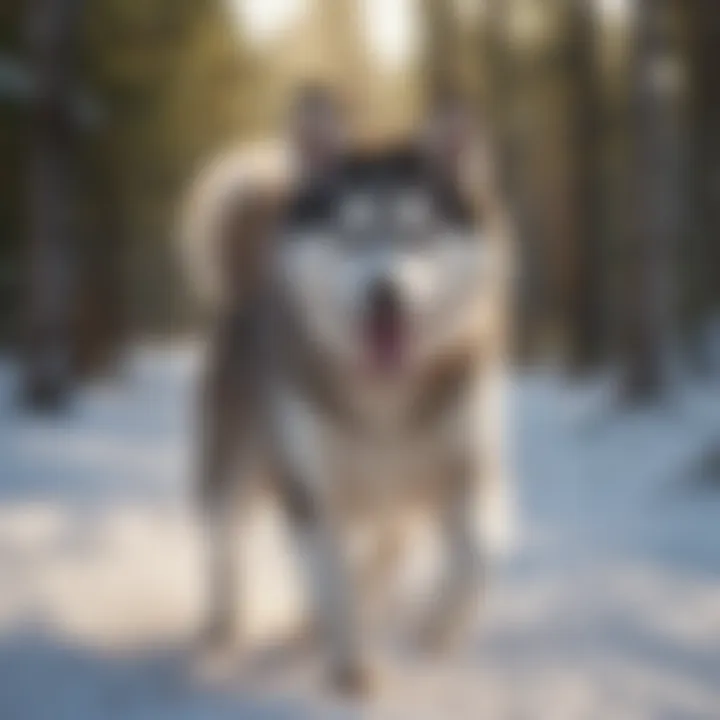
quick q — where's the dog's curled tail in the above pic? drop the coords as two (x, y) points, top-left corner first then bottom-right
(178, 141), (293, 311)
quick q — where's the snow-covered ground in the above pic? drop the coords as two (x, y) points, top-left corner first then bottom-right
(1, 345), (719, 719)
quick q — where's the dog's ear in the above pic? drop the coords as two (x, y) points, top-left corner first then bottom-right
(422, 94), (497, 209)
(422, 95), (487, 185)
(289, 84), (347, 177)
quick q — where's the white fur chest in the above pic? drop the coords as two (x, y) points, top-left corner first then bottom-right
(269, 375), (488, 520)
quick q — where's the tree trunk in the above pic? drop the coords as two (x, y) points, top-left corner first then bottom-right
(316, 0), (372, 131)
(682, 0), (720, 369)
(564, 0), (605, 373)
(622, 0), (681, 400)
(422, 0), (461, 103)
(482, 0), (512, 188)
(74, 145), (125, 378)
(23, 0), (84, 409)
(482, 0), (542, 364)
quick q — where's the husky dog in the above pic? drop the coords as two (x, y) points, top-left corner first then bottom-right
(181, 88), (514, 695)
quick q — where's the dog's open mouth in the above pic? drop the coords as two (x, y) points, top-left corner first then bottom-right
(364, 302), (407, 375)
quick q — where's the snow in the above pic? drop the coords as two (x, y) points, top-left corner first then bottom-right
(1, 345), (719, 719)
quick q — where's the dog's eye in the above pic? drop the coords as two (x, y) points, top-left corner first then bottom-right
(286, 189), (336, 228)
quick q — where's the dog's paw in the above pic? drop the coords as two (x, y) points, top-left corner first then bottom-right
(329, 661), (378, 698)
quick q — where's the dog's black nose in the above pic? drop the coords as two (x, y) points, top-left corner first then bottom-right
(366, 277), (401, 320)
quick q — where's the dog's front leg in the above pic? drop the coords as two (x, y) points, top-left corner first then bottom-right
(420, 468), (485, 653)
(282, 477), (370, 694)
(275, 392), (372, 694)
(295, 509), (373, 696)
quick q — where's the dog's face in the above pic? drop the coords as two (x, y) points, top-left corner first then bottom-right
(275, 96), (494, 379)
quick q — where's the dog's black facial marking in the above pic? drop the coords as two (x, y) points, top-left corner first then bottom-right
(283, 144), (477, 233)
(432, 182), (476, 228)
(340, 146), (424, 189)
(285, 184), (337, 227)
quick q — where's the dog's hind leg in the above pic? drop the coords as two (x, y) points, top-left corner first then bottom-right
(198, 420), (246, 655)
(196, 324), (253, 655)
(201, 504), (241, 654)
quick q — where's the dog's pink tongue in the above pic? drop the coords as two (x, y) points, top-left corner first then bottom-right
(365, 313), (405, 374)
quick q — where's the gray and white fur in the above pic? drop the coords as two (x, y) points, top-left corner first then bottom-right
(180, 91), (516, 695)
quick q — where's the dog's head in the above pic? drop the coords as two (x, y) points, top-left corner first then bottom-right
(275, 88), (504, 380)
